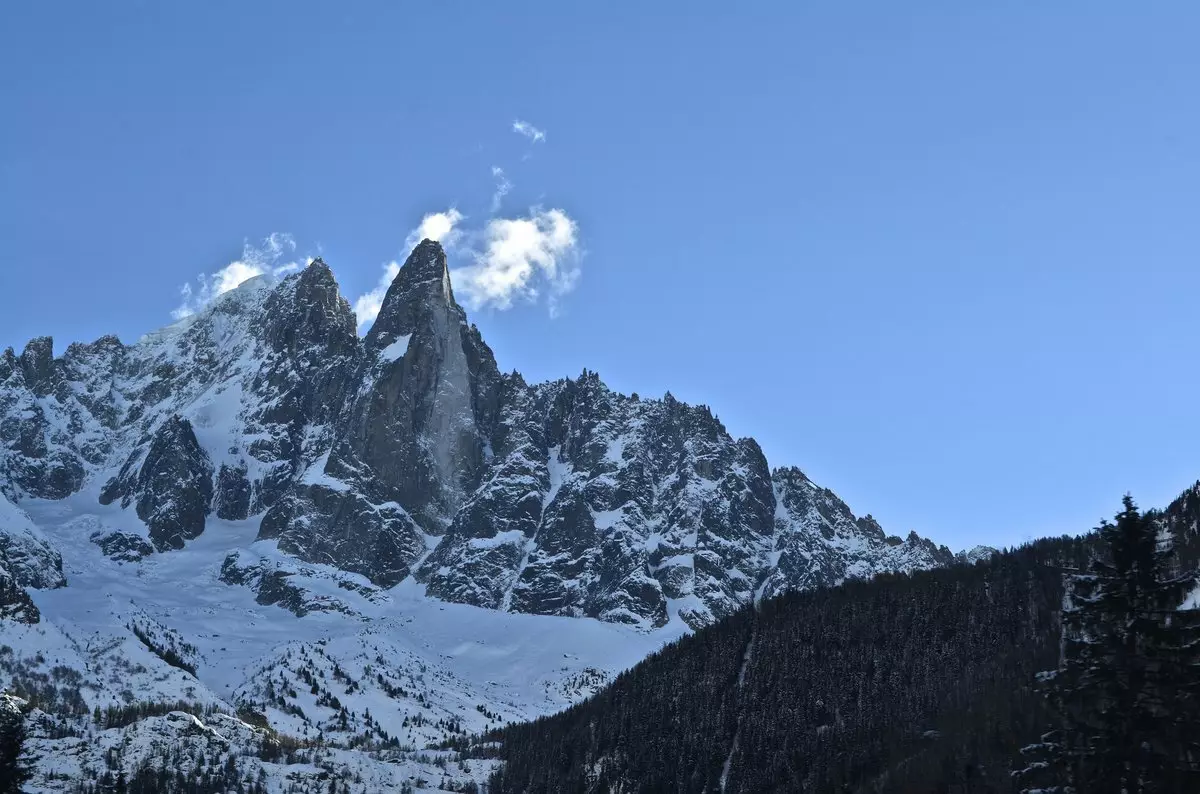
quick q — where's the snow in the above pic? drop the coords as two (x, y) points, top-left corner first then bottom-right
(299, 451), (351, 492)
(468, 529), (525, 550)
(591, 506), (629, 531)
(499, 446), (571, 613)
(379, 334), (411, 362)
(544, 446), (570, 508)
(3, 485), (687, 790)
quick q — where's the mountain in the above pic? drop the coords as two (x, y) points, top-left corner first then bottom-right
(1, 240), (952, 631)
(0, 240), (961, 791)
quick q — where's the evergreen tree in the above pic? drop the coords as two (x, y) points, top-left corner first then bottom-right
(0, 697), (32, 794)
(1019, 496), (1200, 793)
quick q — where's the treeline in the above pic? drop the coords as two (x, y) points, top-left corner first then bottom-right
(128, 622), (198, 677)
(487, 484), (1200, 793)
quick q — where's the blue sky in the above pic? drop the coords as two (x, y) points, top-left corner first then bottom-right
(2, 2), (1198, 550)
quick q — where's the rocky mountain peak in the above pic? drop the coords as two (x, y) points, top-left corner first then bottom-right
(364, 239), (456, 352)
(19, 336), (58, 396)
(0, 347), (17, 379)
(262, 259), (358, 361)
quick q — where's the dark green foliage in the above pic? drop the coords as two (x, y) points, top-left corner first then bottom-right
(488, 533), (1096, 793)
(1017, 496), (1200, 793)
(93, 700), (219, 730)
(71, 755), (269, 794)
(128, 623), (197, 677)
(0, 698), (32, 794)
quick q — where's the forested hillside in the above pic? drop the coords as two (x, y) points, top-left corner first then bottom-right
(486, 485), (1200, 793)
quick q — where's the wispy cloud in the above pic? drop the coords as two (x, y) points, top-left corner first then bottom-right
(512, 120), (546, 143)
(355, 209), (465, 330)
(173, 233), (301, 320)
(489, 166), (512, 213)
(451, 208), (580, 315)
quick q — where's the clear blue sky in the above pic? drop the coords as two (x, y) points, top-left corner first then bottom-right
(2, 2), (1198, 551)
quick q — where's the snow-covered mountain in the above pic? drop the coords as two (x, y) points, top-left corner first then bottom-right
(0, 240), (958, 790)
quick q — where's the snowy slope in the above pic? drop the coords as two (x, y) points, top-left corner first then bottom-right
(2, 489), (684, 791)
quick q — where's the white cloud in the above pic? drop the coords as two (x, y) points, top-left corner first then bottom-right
(356, 209), (465, 330)
(489, 166), (512, 213)
(172, 233), (300, 320)
(402, 208), (464, 253)
(451, 208), (581, 315)
(512, 120), (546, 143)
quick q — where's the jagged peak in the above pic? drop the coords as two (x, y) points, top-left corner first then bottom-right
(64, 334), (125, 359)
(299, 256), (339, 288)
(19, 336), (57, 395)
(772, 466), (816, 486)
(261, 259), (357, 358)
(286, 256), (346, 305)
(364, 239), (459, 350)
(20, 335), (53, 361)
(158, 413), (196, 437)
(395, 239), (453, 299)
(0, 347), (18, 378)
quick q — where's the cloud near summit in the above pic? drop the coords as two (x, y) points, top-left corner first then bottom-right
(173, 233), (302, 320)
(354, 206), (582, 331)
(451, 209), (580, 314)
(354, 210), (465, 329)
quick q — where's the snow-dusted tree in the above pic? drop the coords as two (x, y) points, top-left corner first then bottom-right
(1018, 495), (1200, 793)
(0, 694), (31, 794)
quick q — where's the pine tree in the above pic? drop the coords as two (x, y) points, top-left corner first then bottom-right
(0, 697), (32, 794)
(1019, 495), (1200, 793)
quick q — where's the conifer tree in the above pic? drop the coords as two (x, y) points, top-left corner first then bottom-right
(0, 697), (32, 794)
(1019, 495), (1200, 793)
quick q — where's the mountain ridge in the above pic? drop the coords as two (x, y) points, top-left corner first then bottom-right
(1, 240), (956, 631)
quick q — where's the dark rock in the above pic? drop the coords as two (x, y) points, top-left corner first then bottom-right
(132, 416), (214, 551)
(214, 462), (252, 521)
(90, 531), (155, 563)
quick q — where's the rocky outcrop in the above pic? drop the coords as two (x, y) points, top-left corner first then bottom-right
(957, 545), (1000, 564)
(0, 338), (98, 501)
(419, 377), (778, 628)
(0, 494), (66, 624)
(101, 416), (214, 551)
(0, 494), (65, 590)
(758, 467), (954, 602)
(90, 530), (155, 563)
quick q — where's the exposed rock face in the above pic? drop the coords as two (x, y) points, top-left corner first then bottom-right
(757, 467), (955, 601)
(260, 241), (501, 586)
(0, 240), (957, 629)
(419, 377), (778, 627)
(419, 386), (953, 629)
(958, 545), (1000, 564)
(0, 337), (107, 501)
(0, 494), (66, 623)
(90, 530), (155, 563)
(102, 416), (214, 551)
(6, 259), (361, 546)
(218, 548), (385, 617)
(0, 494), (66, 590)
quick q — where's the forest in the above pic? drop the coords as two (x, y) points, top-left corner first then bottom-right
(485, 485), (1200, 793)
